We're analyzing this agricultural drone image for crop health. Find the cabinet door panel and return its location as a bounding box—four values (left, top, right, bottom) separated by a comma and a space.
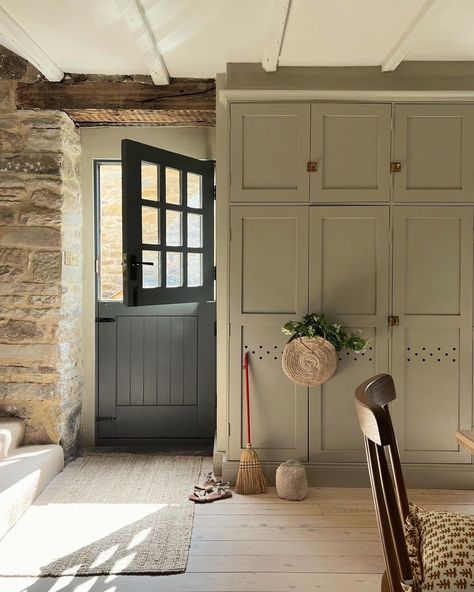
393, 105, 474, 202
229, 206, 309, 461
230, 103, 310, 202
309, 206, 390, 462
310, 104, 391, 202
392, 206, 473, 463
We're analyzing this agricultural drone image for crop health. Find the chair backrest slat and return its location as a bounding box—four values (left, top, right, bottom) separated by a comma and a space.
355, 374, 414, 592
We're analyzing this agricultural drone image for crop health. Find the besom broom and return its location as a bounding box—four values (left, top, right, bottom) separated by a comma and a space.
235, 352, 267, 494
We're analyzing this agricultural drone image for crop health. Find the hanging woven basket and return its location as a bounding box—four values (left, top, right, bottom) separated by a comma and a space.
282, 336, 338, 387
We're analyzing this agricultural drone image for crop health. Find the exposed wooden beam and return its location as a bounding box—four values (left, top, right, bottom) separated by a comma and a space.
381, 0, 445, 72
65, 109, 215, 127
262, 0, 292, 72
15, 76, 215, 112
0, 6, 63, 82
115, 0, 169, 85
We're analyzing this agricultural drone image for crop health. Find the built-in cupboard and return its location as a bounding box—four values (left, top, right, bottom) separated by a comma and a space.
226, 101, 474, 468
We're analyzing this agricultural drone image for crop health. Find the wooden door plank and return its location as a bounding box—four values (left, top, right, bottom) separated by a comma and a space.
116, 316, 131, 405
183, 316, 198, 405
170, 316, 185, 404
157, 316, 171, 405
130, 316, 144, 405
143, 316, 158, 405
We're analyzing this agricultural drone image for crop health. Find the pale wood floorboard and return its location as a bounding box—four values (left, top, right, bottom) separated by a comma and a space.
2, 456, 474, 591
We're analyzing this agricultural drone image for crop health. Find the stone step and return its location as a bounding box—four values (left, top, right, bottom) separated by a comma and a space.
0, 418, 25, 460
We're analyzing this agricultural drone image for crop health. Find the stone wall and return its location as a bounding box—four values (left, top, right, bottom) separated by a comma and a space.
0, 110, 83, 457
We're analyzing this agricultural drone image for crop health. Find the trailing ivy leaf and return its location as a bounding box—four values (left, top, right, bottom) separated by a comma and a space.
281, 313, 369, 353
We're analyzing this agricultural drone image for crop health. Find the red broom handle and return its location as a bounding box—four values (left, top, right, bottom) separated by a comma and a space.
243, 352, 251, 446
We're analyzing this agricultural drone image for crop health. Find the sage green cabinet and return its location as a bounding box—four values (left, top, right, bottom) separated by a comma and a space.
393, 105, 474, 202
391, 206, 473, 463
310, 104, 391, 202
230, 103, 310, 203
224, 100, 474, 470
308, 206, 390, 462
228, 206, 309, 462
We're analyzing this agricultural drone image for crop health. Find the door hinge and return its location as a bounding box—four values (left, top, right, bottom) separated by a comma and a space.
95, 259, 100, 274
388, 315, 400, 327
213, 185, 217, 200
307, 162, 318, 172
96, 416, 116, 422
97, 317, 116, 323
213, 266, 217, 280
390, 162, 401, 173
228, 423, 231, 436
214, 321, 217, 337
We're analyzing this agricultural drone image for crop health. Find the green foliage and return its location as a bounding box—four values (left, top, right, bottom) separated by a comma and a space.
282, 313, 369, 353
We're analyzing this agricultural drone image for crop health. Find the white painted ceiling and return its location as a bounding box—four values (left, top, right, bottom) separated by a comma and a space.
0, 0, 473, 78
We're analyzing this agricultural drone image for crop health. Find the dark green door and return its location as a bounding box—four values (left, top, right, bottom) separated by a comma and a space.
96, 141, 215, 443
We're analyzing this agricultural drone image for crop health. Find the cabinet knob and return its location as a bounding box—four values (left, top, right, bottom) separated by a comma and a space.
307, 162, 318, 172
388, 315, 400, 327
390, 162, 401, 173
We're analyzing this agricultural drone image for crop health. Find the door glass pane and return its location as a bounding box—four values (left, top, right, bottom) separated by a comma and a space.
166, 210, 182, 246
142, 206, 159, 245
188, 173, 202, 208
166, 168, 181, 204
98, 162, 123, 302
141, 162, 158, 201
142, 250, 161, 288
188, 213, 202, 248
166, 252, 182, 287
188, 253, 203, 287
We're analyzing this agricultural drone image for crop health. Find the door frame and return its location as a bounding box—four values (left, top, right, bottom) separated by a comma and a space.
93, 158, 215, 447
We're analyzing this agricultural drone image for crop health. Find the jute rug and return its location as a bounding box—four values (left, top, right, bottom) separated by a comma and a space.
0, 453, 202, 576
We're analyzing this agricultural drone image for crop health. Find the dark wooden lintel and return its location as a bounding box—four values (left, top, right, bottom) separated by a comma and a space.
16, 76, 216, 113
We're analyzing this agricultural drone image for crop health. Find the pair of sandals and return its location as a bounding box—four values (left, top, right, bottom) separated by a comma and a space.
189, 472, 232, 503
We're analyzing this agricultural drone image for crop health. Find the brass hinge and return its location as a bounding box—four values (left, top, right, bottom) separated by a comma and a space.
388, 315, 400, 327
307, 162, 318, 172
390, 162, 401, 173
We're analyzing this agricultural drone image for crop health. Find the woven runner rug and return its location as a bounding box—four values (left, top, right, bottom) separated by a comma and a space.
0, 453, 202, 576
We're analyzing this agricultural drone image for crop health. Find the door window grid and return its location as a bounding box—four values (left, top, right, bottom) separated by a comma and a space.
141, 165, 205, 289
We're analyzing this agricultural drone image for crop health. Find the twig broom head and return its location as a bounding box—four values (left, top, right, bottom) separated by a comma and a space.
235, 444, 267, 495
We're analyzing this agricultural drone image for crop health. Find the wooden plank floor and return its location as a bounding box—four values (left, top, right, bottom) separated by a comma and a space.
2, 457, 474, 591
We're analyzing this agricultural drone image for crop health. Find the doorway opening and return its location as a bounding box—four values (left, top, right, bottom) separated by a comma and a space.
94, 142, 216, 449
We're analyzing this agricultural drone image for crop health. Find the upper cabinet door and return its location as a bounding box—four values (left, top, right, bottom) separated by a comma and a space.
230, 103, 310, 202
393, 105, 474, 202
310, 103, 391, 202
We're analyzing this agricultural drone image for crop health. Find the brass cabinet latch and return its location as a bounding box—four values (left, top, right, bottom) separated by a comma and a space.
307, 162, 318, 172
390, 162, 401, 173
388, 315, 400, 327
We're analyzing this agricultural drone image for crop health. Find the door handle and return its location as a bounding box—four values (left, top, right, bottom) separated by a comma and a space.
132, 260, 154, 266
97, 317, 116, 323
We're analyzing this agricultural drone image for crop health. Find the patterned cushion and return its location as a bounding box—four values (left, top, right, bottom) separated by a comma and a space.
407, 505, 474, 591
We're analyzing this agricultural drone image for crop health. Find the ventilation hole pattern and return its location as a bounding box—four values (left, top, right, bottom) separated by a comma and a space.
244, 345, 284, 361
406, 346, 457, 363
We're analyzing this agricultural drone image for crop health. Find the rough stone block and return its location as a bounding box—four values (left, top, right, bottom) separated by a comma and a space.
32, 251, 61, 282
0, 226, 60, 248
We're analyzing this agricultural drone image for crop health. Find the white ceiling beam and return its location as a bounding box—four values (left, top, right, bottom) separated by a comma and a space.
381, 0, 445, 72
262, 0, 292, 72
0, 6, 63, 81
115, 0, 169, 85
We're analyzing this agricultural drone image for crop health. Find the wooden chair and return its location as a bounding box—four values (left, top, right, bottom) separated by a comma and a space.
355, 374, 415, 592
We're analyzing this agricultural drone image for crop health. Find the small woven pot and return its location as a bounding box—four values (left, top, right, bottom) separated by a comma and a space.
282, 336, 337, 387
